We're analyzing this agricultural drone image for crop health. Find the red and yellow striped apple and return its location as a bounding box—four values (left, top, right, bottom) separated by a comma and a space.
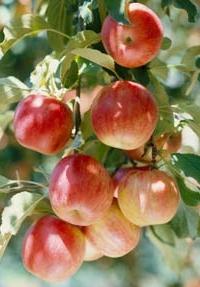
101, 3, 164, 68
14, 94, 73, 155
84, 199, 141, 258
118, 169, 180, 226
22, 216, 85, 282
91, 81, 158, 150
84, 238, 103, 261
49, 154, 114, 226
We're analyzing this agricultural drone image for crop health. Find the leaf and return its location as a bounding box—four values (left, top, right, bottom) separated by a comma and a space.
0, 175, 9, 186
81, 111, 94, 140
170, 202, 200, 238
173, 0, 198, 23
148, 73, 174, 137
182, 46, 200, 72
104, 0, 129, 23
83, 140, 110, 162
161, 37, 172, 50
150, 224, 176, 246
149, 58, 169, 81
47, 0, 70, 52
176, 175, 200, 206
0, 192, 45, 259
0, 15, 49, 56
131, 66, 150, 86
62, 60, 79, 89
0, 111, 14, 130
71, 48, 116, 73
0, 77, 29, 112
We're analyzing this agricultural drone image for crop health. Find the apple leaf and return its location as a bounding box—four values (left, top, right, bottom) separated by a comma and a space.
181, 46, 200, 72
0, 192, 45, 259
170, 202, 200, 238
71, 48, 116, 74
0, 15, 49, 56
0, 175, 9, 186
150, 224, 176, 246
0, 111, 14, 131
104, 0, 129, 23
0, 77, 29, 112
148, 73, 174, 137
62, 60, 79, 89
161, 37, 172, 50
47, 0, 71, 52
149, 58, 169, 81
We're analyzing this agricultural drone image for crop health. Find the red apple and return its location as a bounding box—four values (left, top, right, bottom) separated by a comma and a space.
84, 238, 103, 261
118, 169, 180, 226
184, 279, 200, 287
84, 199, 141, 258
49, 154, 114, 226
91, 81, 158, 150
14, 94, 73, 155
22, 216, 85, 282
101, 3, 164, 68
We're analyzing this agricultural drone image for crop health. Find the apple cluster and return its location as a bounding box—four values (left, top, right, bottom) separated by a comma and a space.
13, 3, 181, 283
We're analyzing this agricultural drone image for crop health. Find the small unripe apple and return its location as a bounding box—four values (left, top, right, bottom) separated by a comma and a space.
49, 154, 114, 226
91, 81, 158, 150
101, 3, 164, 68
22, 216, 85, 282
14, 94, 73, 155
84, 238, 103, 261
84, 199, 141, 258
118, 169, 180, 226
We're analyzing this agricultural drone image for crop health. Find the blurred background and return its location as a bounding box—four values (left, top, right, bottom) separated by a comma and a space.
0, 0, 200, 286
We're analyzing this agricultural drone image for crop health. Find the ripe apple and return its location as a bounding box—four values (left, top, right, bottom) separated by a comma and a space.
84, 238, 103, 261
14, 94, 73, 155
91, 81, 158, 150
22, 215, 85, 282
101, 3, 164, 68
126, 132, 182, 163
84, 199, 141, 258
184, 279, 200, 287
49, 154, 114, 226
118, 169, 180, 226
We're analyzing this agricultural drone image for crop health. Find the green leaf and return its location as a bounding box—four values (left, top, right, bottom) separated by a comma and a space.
148, 73, 174, 137
104, 0, 129, 23
0, 77, 29, 112
173, 0, 198, 23
150, 224, 176, 246
170, 202, 200, 238
131, 66, 150, 86
161, 37, 172, 50
0, 175, 9, 186
83, 140, 110, 162
0, 15, 49, 56
182, 46, 200, 72
0, 111, 14, 131
0, 192, 45, 259
47, 0, 70, 52
81, 111, 94, 140
149, 58, 169, 81
71, 48, 116, 74
176, 175, 200, 206
62, 60, 79, 89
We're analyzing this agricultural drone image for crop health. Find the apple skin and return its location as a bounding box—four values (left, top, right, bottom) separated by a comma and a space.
84, 199, 141, 258
49, 154, 114, 226
91, 81, 158, 150
84, 238, 103, 261
14, 94, 73, 155
126, 132, 182, 163
101, 3, 164, 68
118, 169, 180, 226
22, 215, 85, 282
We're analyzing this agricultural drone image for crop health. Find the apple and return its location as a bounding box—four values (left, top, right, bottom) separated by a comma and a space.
22, 215, 85, 282
91, 81, 158, 150
14, 94, 73, 155
49, 154, 114, 226
101, 3, 164, 68
84, 238, 103, 261
126, 132, 182, 163
84, 199, 141, 258
118, 169, 180, 226
184, 279, 200, 287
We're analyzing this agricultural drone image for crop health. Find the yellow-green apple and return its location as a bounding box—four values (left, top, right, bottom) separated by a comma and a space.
22, 215, 85, 282
118, 169, 180, 226
101, 3, 164, 68
84, 238, 103, 261
91, 81, 158, 150
14, 94, 73, 155
84, 199, 141, 258
49, 154, 114, 226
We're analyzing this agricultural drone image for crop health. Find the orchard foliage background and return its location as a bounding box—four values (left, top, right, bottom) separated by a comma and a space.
0, 0, 200, 286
